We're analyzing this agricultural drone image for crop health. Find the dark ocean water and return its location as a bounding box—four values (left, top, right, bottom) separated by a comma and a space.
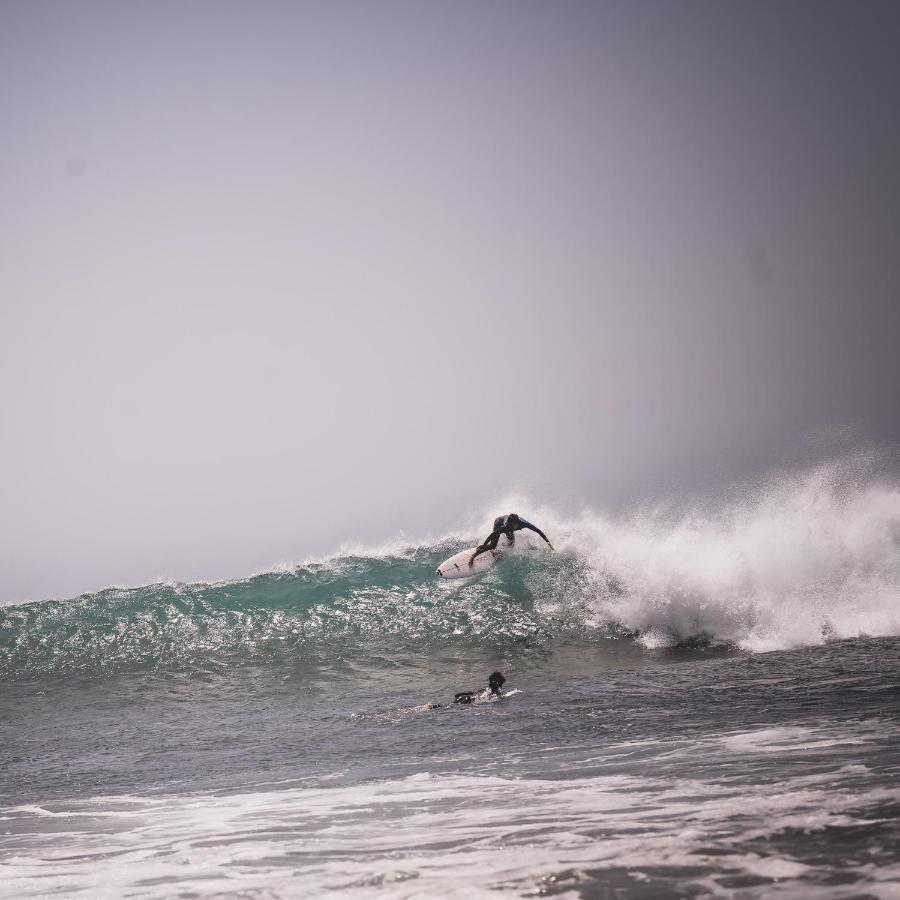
2, 464, 899, 897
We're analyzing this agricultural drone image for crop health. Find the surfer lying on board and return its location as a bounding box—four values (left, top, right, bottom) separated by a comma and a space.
469, 513, 553, 567
424, 672, 506, 710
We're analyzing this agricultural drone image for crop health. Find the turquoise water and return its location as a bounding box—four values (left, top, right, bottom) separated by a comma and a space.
0, 546, 618, 681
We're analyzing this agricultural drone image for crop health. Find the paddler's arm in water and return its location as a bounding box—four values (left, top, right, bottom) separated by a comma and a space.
521, 520, 554, 550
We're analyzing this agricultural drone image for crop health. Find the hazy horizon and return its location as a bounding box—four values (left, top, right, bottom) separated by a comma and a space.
3, 1, 899, 602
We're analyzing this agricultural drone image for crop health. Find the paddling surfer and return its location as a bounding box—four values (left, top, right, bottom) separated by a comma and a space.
454, 671, 506, 705
424, 672, 506, 710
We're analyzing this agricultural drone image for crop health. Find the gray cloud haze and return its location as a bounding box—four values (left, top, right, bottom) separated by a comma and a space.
2, 1, 899, 600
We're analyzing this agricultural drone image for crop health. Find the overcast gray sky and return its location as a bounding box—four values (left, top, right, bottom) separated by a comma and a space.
2, 0, 899, 601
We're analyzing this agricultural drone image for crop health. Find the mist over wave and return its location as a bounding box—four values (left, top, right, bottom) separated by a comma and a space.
551, 449, 900, 652
1, 453, 897, 679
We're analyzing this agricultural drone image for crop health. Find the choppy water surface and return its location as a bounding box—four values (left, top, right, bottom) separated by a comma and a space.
3, 638, 900, 898
2, 460, 899, 897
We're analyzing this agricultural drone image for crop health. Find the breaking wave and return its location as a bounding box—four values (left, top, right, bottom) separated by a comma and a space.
2, 453, 897, 679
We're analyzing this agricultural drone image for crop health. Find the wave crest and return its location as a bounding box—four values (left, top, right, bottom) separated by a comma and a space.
2, 453, 897, 678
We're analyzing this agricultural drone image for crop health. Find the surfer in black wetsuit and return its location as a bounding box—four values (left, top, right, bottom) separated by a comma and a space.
454, 671, 506, 705
425, 672, 506, 709
469, 513, 553, 567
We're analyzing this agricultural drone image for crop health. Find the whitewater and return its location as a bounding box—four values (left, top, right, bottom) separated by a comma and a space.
2, 454, 899, 897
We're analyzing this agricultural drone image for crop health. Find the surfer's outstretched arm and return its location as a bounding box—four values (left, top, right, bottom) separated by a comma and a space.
521, 520, 554, 550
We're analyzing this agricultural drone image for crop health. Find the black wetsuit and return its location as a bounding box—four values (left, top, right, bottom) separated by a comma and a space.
454, 691, 480, 705
473, 515, 552, 557
425, 692, 481, 709
430, 689, 498, 707
428, 674, 505, 708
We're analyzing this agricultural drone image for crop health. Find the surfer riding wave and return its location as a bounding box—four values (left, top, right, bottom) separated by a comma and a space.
469, 513, 553, 567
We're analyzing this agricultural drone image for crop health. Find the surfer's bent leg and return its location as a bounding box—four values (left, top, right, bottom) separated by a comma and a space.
470, 532, 501, 566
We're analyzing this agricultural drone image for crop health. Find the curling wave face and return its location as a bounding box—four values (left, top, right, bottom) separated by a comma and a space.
2, 453, 898, 680
0, 548, 601, 680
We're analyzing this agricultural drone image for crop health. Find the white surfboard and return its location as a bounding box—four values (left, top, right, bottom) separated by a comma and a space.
436, 547, 503, 579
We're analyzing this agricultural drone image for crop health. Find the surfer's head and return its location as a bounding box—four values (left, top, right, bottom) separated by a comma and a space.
506, 513, 520, 527
488, 671, 505, 694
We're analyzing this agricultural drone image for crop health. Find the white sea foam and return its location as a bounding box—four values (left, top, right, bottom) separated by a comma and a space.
2, 720, 894, 899
506, 452, 900, 652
